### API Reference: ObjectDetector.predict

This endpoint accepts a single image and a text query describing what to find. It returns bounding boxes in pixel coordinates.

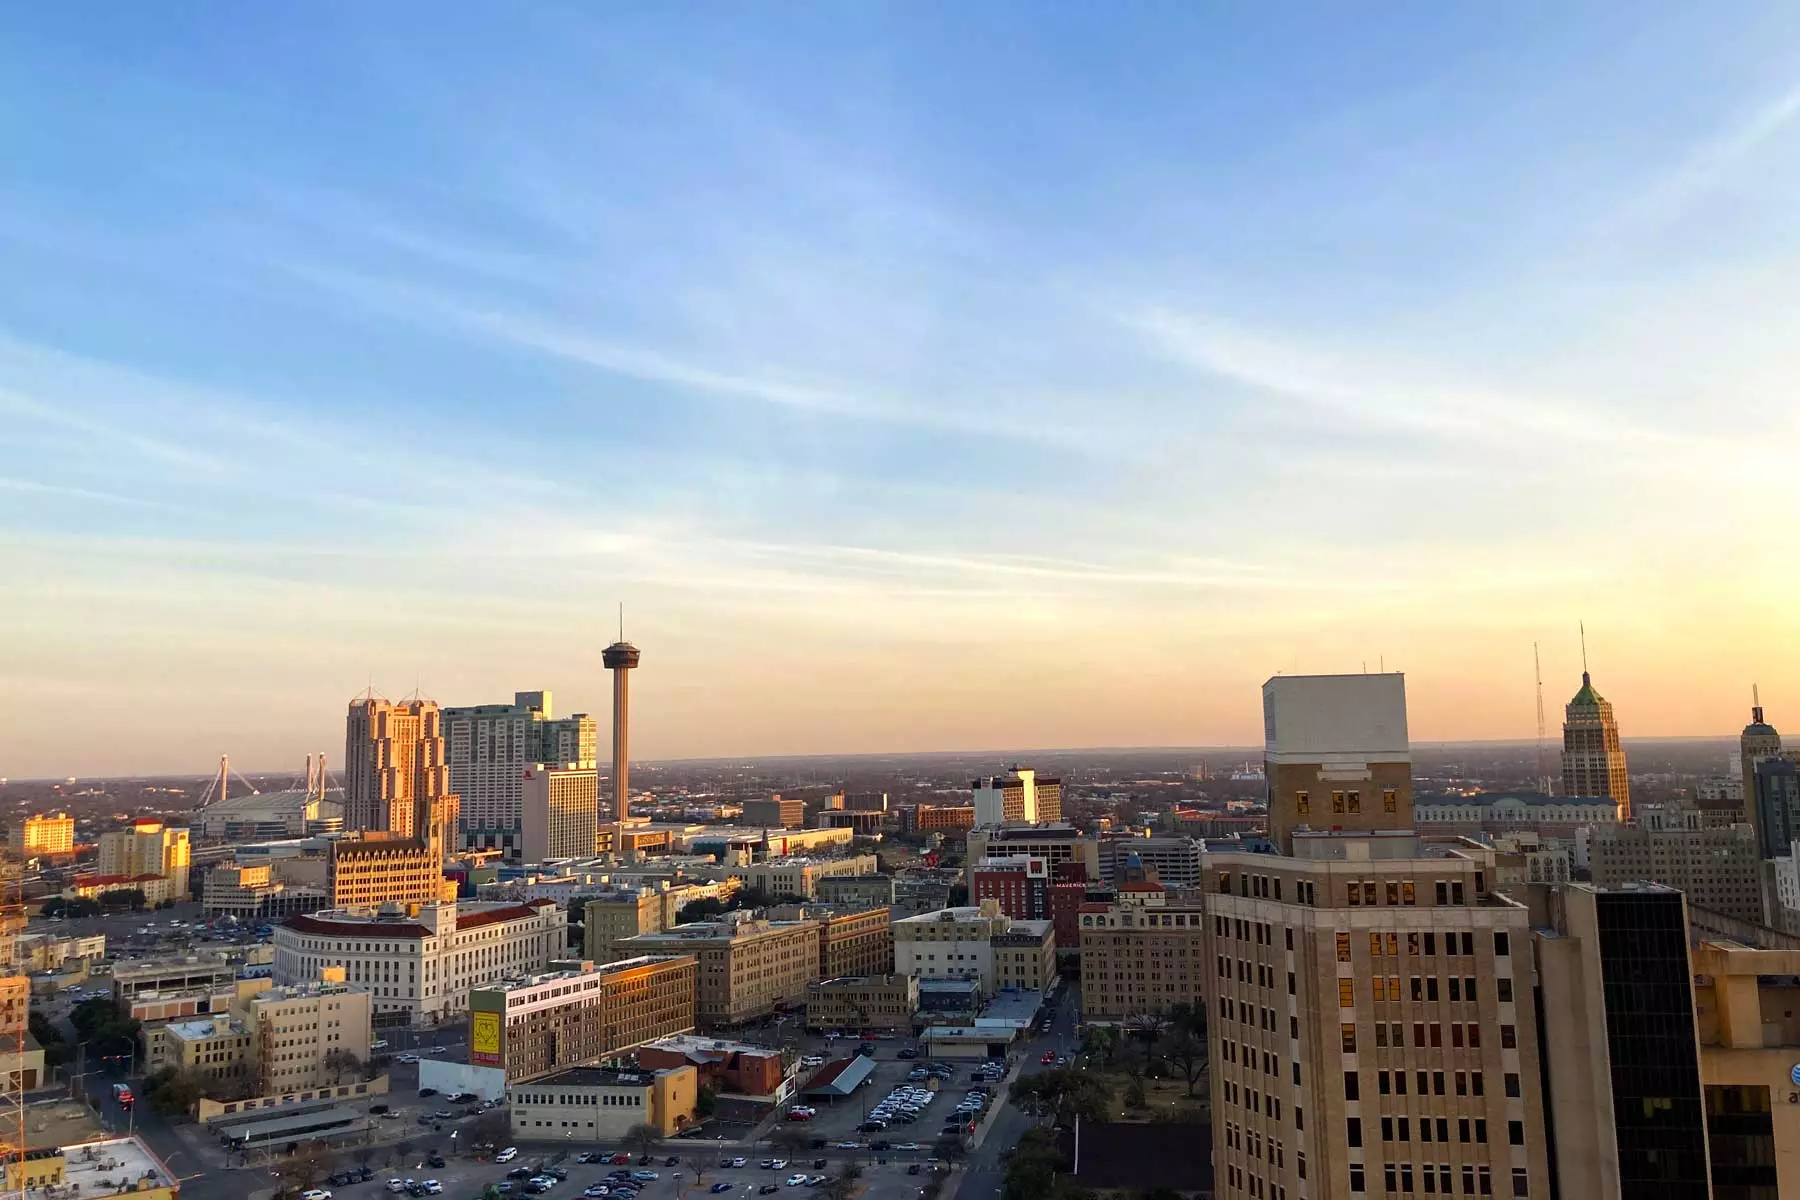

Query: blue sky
[6,4,1800,775]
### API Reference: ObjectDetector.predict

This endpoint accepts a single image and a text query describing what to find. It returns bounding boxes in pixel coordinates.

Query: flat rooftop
[526,1066,665,1089]
[59,1137,177,1195]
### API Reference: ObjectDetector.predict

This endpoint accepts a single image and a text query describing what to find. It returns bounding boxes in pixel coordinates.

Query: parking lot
[774,1051,1001,1155]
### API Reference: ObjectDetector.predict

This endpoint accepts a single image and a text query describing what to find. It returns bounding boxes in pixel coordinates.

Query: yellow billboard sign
[472,1010,502,1066]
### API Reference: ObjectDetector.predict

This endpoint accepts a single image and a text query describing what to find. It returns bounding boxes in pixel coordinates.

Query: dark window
[1508,1120,1524,1146]
[1345,1071,1360,1101]
[1494,931,1509,956]
[1347,1117,1362,1147]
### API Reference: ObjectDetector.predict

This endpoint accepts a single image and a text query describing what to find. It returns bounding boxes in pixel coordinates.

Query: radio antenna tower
[1534,642,1550,794]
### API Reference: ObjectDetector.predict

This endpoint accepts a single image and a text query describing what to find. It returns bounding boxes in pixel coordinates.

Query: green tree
[676,898,729,923]
[141,1067,206,1118]
[694,1084,717,1118]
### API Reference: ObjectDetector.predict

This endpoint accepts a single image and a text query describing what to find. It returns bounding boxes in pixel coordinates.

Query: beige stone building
[470,956,697,1083]
[817,907,894,979]
[615,915,821,1027]
[1587,812,1762,923]
[97,821,191,898]
[582,889,664,961]
[1080,888,1209,1021]
[805,974,918,1033]
[733,854,880,899]
[894,902,1052,994]
[273,899,565,1025]
[1262,672,1413,853]
[11,813,74,857]
[159,973,371,1095]
[508,1064,699,1139]
[1561,670,1631,817]
[1206,832,1549,1200]
[520,762,600,863]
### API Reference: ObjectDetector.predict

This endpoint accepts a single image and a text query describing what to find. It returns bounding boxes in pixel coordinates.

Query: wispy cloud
[0,477,176,509]
[1608,79,1800,234]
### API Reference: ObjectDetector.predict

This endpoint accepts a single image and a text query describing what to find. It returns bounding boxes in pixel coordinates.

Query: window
[1497,978,1513,1003]
[1341,1023,1357,1053]
[1344,1071,1360,1100]
[1402,881,1416,905]
[1337,931,1352,961]
[1332,791,1346,814]
[1349,1164,1364,1193]
[1378,1070,1390,1094]
[1370,932,1384,957]
[1511,1168,1528,1197]
[1286,927,1294,951]
[1387,881,1401,906]
[1494,932,1510,957]
[1501,1024,1517,1050]
[1347,791,1361,814]
[1346,1117,1362,1147]
[1296,790,1309,814]
[1436,881,1449,905]
[1508,1120,1523,1146]
[1505,1072,1521,1098]
[1383,788,1397,813]
[1289,972,1296,995]
[1363,881,1378,906]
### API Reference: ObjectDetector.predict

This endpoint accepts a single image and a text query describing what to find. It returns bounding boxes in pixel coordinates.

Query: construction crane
[1534,642,1550,795]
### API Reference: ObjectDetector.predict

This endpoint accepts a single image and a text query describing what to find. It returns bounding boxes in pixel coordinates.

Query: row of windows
[1294,788,1399,815]
[1338,931,1511,962]
[514,1091,644,1107]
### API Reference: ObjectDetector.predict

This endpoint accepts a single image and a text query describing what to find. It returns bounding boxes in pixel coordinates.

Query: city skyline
[5,5,1800,776]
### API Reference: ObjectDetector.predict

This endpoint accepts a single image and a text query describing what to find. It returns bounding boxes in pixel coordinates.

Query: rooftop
[485,955,694,994]
[523,1066,666,1089]
[58,1138,177,1198]
[643,1033,783,1060]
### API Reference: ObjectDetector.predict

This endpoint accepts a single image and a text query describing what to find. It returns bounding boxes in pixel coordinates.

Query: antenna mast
[1534,643,1549,794]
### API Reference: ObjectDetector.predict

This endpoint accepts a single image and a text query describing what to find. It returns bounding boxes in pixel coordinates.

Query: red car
[609,1154,631,1165]
[1040,1051,1055,1064]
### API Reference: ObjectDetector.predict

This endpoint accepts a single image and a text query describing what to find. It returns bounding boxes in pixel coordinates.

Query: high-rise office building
[344,695,457,841]
[1532,883,1710,1199]
[1739,694,1784,845]
[11,813,75,858]
[1262,673,1413,853]
[443,691,597,856]
[1561,672,1631,818]
[742,796,806,829]
[520,763,601,862]
[1752,758,1800,860]
[971,768,1063,826]
[1586,812,1762,923]
[1206,832,1550,1200]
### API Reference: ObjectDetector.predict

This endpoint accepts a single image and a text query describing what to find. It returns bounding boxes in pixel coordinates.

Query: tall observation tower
[602,637,641,833]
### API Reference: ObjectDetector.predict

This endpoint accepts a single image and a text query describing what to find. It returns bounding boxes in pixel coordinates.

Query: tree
[322,1049,363,1084]
[1080,1025,1119,1067]
[765,1126,811,1156]
[681,1153,711,1195]
[819,1159,863,1200]
[141,1067,206,1118]
[289,1142,332,1189]
[393,1140,416,1169]
[694,1084,717,1118]
[470,1111,510,1149]
[1002,1128,1062,1200]
[621,1123,662,1157]
[1163,1029,1207,1097]
[676,898,729,923]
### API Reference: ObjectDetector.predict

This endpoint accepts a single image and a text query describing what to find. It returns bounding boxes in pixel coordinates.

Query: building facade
[11,813,74,857]
[742,797,806,829]
[1738,698,1783,840]
[508,1064,699,1139]
[964,827,1099,891]
[344,695,457,839]
[470,956,697,1083]
[614,916,821,1027]
[1080,892,1207,1021]
[328,829,450,910]
[971,769,1063,826]
[990,920,1056,992]
[902,805,976,836]
[1753,758,1800,860]
[248,976,374,1094]
[582,889,666,961]
[273,899,566,1025]
[443,691,597,857]
[1205,833,1551,1200]
[97,821,191,898]
[1561,671,1632,818]
[1587,815,1763,924]
[732,855,880,899]
[813,875,897,912]
[804,974,918,1033]
[1262,672,1413,852]
[521,763,600,863]
[893,903,1052,994]
[1534,884,1710,1199]
[816,907,893,979]
[1099,836,1204,888]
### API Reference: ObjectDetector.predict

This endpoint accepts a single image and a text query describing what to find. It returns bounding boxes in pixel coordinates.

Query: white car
[729,1158,747,1168]
[495,1148,519,1163]
[784,1176,808,1188]
[302,1191,332,1200]
[423,1184,442,1195]
[397,1054,420,1065]
[386,1183,407,1194]
[769,1160,787,1170]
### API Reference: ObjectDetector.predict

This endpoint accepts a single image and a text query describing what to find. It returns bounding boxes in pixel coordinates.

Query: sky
[5,4,1800,778]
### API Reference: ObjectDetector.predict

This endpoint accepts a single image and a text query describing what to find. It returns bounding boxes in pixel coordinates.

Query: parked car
[300,1189,331,1200]
[427,1156,445,1169]
[385,1183,406,1194]
[418,1087,438,1097]
[582,1188,608,1198]
[628,1172,658,1183]
[783,1177,807,1189]
[711,1186,733,1195]
[397,1054,420,1065]
[496,1150,520,1164]
[897,1048,919,1059]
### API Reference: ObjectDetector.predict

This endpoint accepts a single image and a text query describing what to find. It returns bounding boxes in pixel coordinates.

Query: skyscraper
[520,762,601,862]
[1560,671,1630,817]
[1262,672,1413,853]
[1739,691,1782,844]
[443,691,597,857]
[343,694,456,840]
[603,640,640,830]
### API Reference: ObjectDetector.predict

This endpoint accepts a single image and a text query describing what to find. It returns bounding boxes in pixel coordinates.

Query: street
[952,982,1081,1200]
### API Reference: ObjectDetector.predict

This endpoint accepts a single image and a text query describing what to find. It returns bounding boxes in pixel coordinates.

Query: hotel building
[469,956,697,1083]
[614,915,820,1027]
